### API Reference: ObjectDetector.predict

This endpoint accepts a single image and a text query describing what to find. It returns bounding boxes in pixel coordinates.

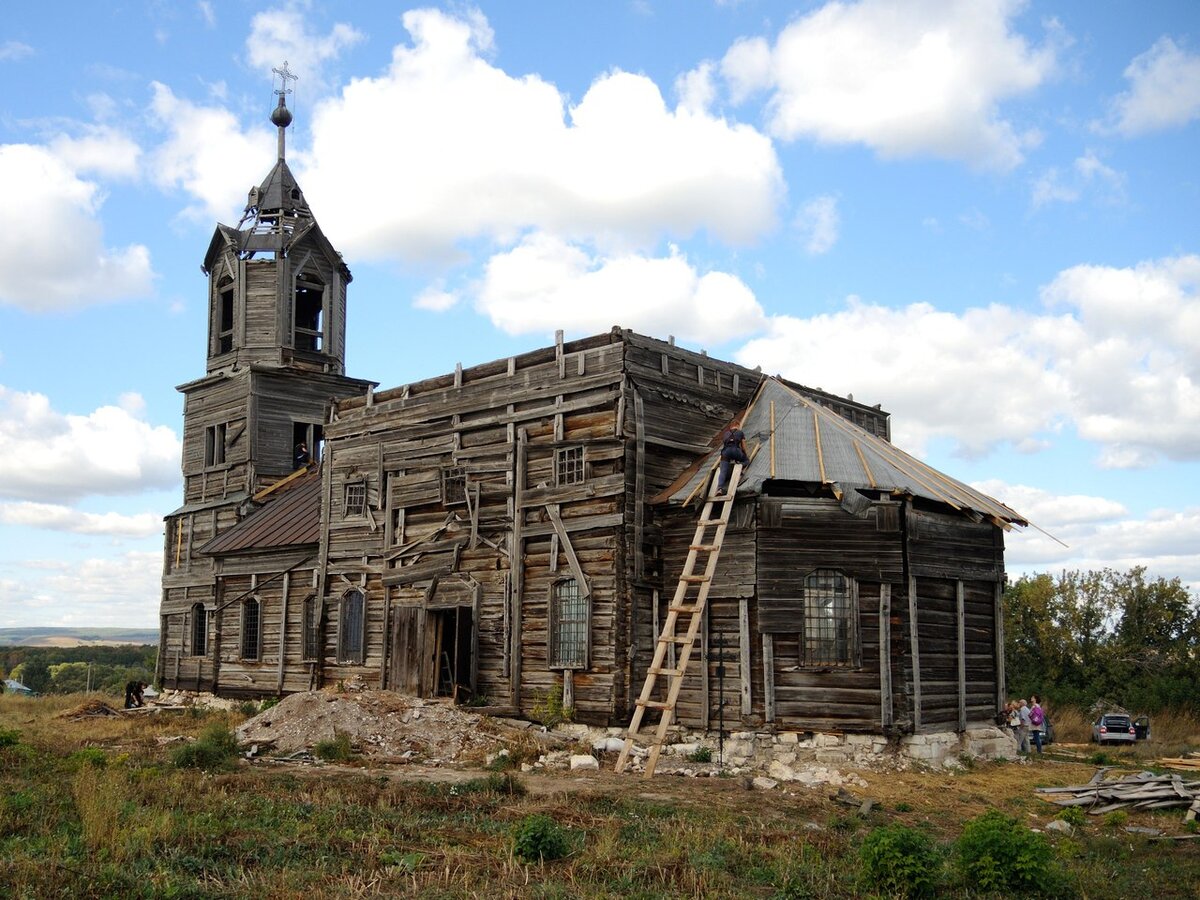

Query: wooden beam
[545,504,590,598]
[994,580,1006,712]
[908,574,922,730]
[879,583,892,729]
[277,571,289,694]
[700,604,710,731]
[510,429,527,707]
[562,669,574,711]
[957,579,966,733]
[739,597,752,717]
[762,634,775,723]
[634,391,646,581]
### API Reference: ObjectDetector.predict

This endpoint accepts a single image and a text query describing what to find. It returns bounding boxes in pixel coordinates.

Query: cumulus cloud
[245,4,364,93]
[795,194,839,254]
[48,125,143,180]
[0,550,163,628]
[146,82,275,223]
[0,387,181,503]
[721,0,1056,170]
[475,233,765,345]
[0,144,154,311]
[0,502,162,538]
[300,7,782,262]
[1100,36,1200,136]
[737,255,1200,466]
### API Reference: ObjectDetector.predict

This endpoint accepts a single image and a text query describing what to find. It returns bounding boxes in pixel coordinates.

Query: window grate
[441,467,467,507]
[555,446,584,485]
[338,590,365,664]
[801,569,853,667]
[549,578,588,668]
[302,595,320,661]
[190,604,207,657]
[241,598,260,660]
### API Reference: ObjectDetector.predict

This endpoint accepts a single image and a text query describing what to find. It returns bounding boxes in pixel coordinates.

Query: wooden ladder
[615,463,743,777]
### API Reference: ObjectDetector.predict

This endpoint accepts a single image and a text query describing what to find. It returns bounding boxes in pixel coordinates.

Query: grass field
[3,693,1199,898]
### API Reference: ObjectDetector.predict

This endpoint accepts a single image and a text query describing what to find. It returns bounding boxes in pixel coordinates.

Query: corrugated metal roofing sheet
[658,377,1028,525]
[200,470,322,555]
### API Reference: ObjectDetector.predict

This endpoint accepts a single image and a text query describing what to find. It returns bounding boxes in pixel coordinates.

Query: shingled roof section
[655,376,1028,527]
[200,470,322,556]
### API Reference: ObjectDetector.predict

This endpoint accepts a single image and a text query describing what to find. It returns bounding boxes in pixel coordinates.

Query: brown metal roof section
[200,470,322,556]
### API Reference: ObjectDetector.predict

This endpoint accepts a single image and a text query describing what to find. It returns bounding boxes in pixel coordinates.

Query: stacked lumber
[1036,769,1200,823]
[1158,753,1200,771]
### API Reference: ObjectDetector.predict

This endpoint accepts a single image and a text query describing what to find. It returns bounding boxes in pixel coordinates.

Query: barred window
[190,603,207,657]
[549,578,589,669]
[241,598,261,661]
[338,589,365,664]
[441,467,467,507]
[555,446,584,485]
[302,595,320,661]
[801,569,856,667]
[343,482,366,518]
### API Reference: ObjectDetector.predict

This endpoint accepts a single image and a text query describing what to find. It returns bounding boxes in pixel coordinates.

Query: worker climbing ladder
[615,463,743,777]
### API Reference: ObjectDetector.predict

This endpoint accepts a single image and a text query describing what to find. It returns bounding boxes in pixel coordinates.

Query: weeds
[314,730,353,762]
[685,746,713,763]
[858,823,942,898]
[171,722,239,771]
[531,689,574,728]
[954,809,1057,894]
[512,813,572,863]
[0,727,20,748]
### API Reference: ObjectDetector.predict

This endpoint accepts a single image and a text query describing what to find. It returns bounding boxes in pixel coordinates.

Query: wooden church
[158,89,1027,741]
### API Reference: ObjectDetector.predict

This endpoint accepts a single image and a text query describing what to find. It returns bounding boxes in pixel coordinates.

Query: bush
[512,813,572,863]
[531,690,573,729]
[686,746,713,763]
[0,728,20,748]
[68,747,109,770]
[954,809,1054,894]
[458,772,527,796]
[858,823,943,898]
[1055,807,1086,827]
[172,723,239,771]
[314,731,353,762]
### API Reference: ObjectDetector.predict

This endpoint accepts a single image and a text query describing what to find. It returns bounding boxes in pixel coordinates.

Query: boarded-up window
[802,569,856,667]
[190,603,207,656]
[555,446,584,485]
[204,423,227,467]
[302,595,320,661]
[241,598,261,660]
[338,589,365,664]
[549,578,588,669]
[441,467,467,507]
[344,482,366,518]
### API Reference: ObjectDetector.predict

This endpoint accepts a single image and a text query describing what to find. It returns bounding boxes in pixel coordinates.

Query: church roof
[200,469,322,556]
[656,376,1028,526]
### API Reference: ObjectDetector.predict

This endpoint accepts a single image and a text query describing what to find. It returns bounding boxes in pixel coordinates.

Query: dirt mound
[236,690,508,763]
[60,699,122,719]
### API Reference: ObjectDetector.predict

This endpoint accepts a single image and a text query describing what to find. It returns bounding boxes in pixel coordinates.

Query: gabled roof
[200,470,322,556]
[657,376,1027,526]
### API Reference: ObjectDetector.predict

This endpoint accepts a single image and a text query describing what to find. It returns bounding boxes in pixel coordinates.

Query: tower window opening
[217,282,234,354]
[294,277,324,351]
[204,423,227,468]
[293,422,323,466]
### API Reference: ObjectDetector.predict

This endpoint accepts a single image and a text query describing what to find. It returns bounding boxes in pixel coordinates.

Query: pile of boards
[1037,768,1200,823]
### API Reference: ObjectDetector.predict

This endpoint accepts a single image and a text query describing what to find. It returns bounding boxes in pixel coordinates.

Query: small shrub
[259,696,279,712]
[0,728,20,748]
[686,746,713,763]
[314,731,353,762]
[458,772,527,796]
[379,849,424,872]
[1102,810,1128,828]
[68,747,109,769]
[486,750,517,771]
[512,813,572,863]
[1055,807,1086,827]
[954,809,1054,894]
[858,823,942,898]
[1088,751,1114,765]
[172,722,239,771]
[531,690,574,729]
[894,801,913,813]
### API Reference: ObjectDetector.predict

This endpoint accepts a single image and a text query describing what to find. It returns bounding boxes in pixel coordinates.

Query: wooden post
[739,597,752,717]
[700,605,710,731]
[879,583,893,729]
[908,575,922,730]
[762,634,775,723]
[634,392,646,581]
[562,669,574,711]
[277,571,289,693]
[956,580,966,733]
[510,428,527,708]
[994,580,1006,711]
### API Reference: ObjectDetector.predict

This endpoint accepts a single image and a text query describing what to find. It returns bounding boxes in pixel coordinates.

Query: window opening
[302,595,320,661]
[292,422,323,466]
[441,467,467,507]
[338,589,365,664]
[294,276,324,351]
[190,603,207,656]
[549,578,588,668]
[802,569,855,667]
[555,446,584,485]
[204,423,227,467]
[241,597,261,660]
[344,482,366,518]
[217,282,234,354]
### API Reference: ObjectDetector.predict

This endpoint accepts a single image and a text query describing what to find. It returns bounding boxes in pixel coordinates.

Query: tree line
[1,644,156,696]
[1004,567,1200,713]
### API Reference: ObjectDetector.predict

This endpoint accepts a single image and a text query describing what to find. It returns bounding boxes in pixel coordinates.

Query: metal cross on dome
[272,61,298,97]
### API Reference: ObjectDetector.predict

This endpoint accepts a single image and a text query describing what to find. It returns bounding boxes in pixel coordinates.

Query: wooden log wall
[906,506,1004,581]
[181,373,252,506]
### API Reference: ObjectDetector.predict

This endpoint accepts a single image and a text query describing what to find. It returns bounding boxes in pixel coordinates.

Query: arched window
[241,597,261,661]
[338,589,365,664]
[190,603,208,657]
[801,569,857,667]
[549,578,589,669]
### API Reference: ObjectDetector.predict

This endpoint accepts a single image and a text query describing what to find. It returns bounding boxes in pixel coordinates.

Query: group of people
[1003,695,1047,754]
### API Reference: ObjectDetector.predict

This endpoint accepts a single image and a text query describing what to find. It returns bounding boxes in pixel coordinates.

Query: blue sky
[1,0,1197,628]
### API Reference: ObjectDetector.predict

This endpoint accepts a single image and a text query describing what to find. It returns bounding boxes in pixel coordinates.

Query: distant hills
[0,627,158,648]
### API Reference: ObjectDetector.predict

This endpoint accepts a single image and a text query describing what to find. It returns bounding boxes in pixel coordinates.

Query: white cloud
[49,125,143,180]
[971,480,1127,527]
[0,502,162,538]
[0,144,154,311]
[795,194,839,254]
[245,5,364,92]
[721,0,1056,170]
[675,62,717,114]
[475,232,765,345]
[737,255,1200,466]
[300,8,782,262]
[197,1,216,28]
[0,550,162,628]
[1031,150,1125,209]
[413,283,460,312]
[0,41,34,61]
[0,387,181,503]
[146,82,276,222]
[1101,36,1200,136]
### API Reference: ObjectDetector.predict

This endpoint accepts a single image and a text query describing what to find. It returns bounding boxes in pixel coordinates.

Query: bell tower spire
[270,61,297,161]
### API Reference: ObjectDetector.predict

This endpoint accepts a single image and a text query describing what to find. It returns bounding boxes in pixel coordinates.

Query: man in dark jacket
[715,417,749,497]
[124,680,147,709]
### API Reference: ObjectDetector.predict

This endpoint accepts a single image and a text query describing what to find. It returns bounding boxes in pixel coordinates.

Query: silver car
[1091,713,1137,745]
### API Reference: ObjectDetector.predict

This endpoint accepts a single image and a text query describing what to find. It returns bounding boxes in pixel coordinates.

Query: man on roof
[715,416,749,498]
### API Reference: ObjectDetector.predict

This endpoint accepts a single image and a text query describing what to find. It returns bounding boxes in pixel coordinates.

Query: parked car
[1091,712,1137,745]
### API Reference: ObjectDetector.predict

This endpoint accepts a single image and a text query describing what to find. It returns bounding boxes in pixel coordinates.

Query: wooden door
[388,606,424,695]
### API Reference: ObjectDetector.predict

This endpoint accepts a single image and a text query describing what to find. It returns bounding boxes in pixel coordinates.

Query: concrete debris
[569,754,600,771]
